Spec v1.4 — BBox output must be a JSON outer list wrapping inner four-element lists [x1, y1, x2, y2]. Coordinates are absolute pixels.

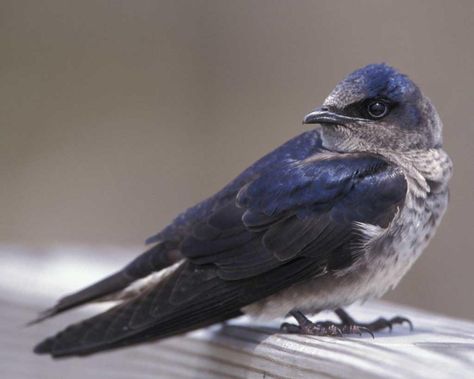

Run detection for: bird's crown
[[325, 63, 420, 109]]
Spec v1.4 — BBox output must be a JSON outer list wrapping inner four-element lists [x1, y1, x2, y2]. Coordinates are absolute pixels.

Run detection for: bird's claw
[[388, 316, 414, 331], [360, 316, 413, 333], [280, 322, 301, 334]]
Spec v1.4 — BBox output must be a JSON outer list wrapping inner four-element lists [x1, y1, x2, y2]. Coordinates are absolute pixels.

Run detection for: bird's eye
[[367, 100, 389, 119]]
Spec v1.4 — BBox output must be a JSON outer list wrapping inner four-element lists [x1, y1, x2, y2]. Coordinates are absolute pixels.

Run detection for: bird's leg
[[280, 310, 343, 336], [333, 308, 414, 336]]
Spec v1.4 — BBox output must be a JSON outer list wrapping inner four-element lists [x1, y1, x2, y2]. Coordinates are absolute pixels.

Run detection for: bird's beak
[[303, 108, 355, 126]]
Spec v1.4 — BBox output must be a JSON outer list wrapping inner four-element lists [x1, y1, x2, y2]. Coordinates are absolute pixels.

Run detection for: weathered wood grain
[[1, 246, 473, 379]]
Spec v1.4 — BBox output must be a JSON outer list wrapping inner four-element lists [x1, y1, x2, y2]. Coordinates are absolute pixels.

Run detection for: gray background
[[1, 0, 473, 319]]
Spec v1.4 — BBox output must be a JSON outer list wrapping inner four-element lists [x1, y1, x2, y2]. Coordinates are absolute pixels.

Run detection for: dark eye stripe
[[337, 97, 394, 120]]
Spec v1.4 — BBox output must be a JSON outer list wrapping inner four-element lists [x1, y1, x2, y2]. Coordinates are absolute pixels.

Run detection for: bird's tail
[[28, 243, 182, 325]]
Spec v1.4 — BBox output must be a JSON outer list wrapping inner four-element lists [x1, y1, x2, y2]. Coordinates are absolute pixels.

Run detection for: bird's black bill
[[303, 108, 355, 125]]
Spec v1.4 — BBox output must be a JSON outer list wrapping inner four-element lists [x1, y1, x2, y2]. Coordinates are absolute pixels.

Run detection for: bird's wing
[[180, 152, 407, 280], [32, 130, 325, 322], [35, 151, 407, 357]]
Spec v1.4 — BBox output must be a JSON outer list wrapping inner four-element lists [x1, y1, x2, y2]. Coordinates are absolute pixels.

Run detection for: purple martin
[[33, 64, 452, 357]]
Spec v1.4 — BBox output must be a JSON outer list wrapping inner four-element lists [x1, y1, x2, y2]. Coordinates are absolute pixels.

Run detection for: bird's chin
[[319, 122, 344, 128], [320, 123, 350, 133], [320, 124, 360, 152]]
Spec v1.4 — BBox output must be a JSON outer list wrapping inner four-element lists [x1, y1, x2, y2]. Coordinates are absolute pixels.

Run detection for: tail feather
[[29, 243, 181, 325]]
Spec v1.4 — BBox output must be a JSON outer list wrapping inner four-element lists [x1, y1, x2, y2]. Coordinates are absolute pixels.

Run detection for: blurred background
[[1, 0, 473, 322]]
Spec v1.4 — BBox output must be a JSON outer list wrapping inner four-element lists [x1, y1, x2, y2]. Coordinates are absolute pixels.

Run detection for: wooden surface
[[1, 246, 473, 379]]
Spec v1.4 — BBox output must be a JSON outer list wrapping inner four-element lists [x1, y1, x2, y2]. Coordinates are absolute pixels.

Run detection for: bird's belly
[[243, 190, 449, 320]]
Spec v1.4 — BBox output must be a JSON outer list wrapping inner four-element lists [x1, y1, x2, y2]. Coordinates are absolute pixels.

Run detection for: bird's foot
[[348, 315, 414, 333], [280, 311, 343, 336], [280, 309, 413, 338], [315, 320, 374, 338], [333, 308, 413, 336]]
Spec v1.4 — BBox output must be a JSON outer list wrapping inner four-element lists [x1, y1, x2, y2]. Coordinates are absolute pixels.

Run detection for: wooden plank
[[1, 246, 473, 379]]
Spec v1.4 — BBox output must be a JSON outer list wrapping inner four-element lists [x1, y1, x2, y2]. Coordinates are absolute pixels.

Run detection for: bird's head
[[304, 64, 442, 152]]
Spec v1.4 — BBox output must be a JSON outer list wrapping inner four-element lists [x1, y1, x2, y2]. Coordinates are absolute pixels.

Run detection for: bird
[[33, 63, 452, 357]]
